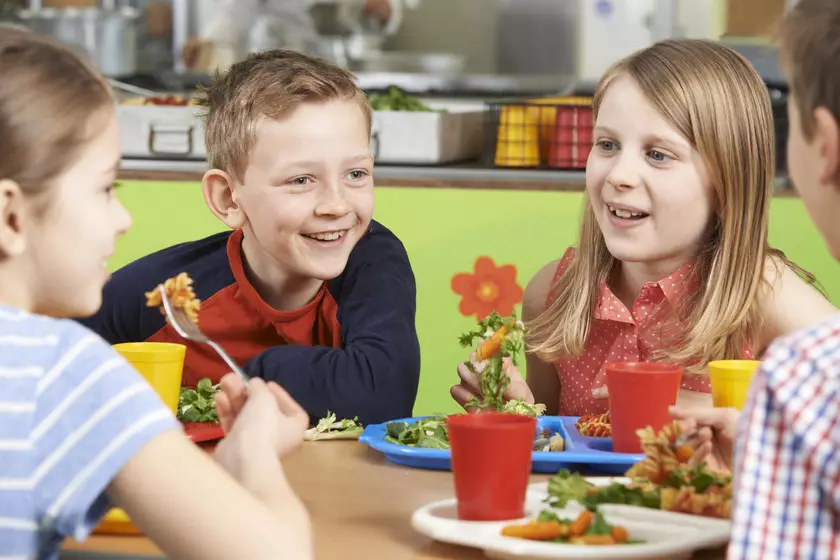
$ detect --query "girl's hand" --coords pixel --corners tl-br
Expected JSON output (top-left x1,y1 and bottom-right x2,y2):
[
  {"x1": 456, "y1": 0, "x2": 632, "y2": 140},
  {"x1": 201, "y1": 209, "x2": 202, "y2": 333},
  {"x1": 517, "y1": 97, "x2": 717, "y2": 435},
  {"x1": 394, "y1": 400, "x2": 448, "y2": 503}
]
[
  {"x1": 450, "y1": 354, "x2": 534, "y2": 411},
  {"x1": 669, "y1": 405, "x2": 739, "y2": 473},
  {"x1": 215, "y1": 374, "x2": 309, "y2": 460}
]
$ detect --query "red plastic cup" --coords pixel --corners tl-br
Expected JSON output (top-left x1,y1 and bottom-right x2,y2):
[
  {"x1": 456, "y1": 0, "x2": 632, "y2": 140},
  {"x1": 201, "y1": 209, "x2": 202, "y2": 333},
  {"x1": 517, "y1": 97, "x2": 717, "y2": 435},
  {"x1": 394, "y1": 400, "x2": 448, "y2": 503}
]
[
  {"x1": 605, "y1": 362, "x2": 682, "y2": 454},
  {"x1": 447, "y1": 412, "x2": 536, "y2": 521}
]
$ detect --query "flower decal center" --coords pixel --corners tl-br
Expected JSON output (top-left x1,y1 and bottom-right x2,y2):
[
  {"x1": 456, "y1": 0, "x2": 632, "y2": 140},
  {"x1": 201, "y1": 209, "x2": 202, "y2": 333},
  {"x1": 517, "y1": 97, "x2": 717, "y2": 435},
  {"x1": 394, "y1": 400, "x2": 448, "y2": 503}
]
[
  {"x1": 451, "y1": 256, "x2": 524, "y2": 320},
  {"x1": 477, "y1": 281, "x2": 499, "y2": 302}
]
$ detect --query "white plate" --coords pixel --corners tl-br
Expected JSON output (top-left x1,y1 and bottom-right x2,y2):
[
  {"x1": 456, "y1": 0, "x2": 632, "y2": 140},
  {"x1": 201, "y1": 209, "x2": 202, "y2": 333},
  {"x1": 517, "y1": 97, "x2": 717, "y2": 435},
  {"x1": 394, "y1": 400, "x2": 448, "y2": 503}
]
[{"x1": 411, "y1": 478, "x2": 731, "y2": 559}]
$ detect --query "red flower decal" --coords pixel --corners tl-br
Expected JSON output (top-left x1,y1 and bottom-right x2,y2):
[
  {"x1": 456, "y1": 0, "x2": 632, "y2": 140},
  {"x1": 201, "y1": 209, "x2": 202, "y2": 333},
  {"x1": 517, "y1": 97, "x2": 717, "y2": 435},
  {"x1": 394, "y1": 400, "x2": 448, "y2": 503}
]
[{"x1": 451, "y1": 256, "x2": 524, "y2": 320}]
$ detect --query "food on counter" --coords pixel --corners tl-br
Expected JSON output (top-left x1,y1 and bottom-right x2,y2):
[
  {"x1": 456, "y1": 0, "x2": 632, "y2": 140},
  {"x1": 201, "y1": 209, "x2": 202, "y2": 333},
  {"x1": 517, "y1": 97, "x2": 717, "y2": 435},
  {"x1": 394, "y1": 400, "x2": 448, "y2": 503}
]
[
  {"x1": 576, "y1": 412, "x2": 611, "y2": 438},
  {"x1": 459, "y1": 311, "x2": 546, "y2": 417},
  {"x1": 178, "y1": 378, "x2": 219, "y2": 423},
  {"x1": 145, "y1": 272, "x2": 201, "y2": 325},
  {"x1": 304, "y1": 412, "x2": 364, "y2": 441},
  {"x1": 368, "y1": 85, "x2": 437, "y2": 112},
  {"x1": 545, "y1": 422, "x2": 733, "y2": 519},
  {"x1": 501, "y1": 509, "x2": 637, "y2": 546}
]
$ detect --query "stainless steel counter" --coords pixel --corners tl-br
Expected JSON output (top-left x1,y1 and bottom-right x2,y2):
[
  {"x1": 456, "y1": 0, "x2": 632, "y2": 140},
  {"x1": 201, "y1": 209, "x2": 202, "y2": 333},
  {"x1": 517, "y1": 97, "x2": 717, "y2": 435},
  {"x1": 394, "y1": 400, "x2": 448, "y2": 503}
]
[
  {"x1": 120, "y1": 158, "x2": 586, "y2": 185},
  {"x1": 119, "y1": 158, "x2": 795, "y2": 194}
]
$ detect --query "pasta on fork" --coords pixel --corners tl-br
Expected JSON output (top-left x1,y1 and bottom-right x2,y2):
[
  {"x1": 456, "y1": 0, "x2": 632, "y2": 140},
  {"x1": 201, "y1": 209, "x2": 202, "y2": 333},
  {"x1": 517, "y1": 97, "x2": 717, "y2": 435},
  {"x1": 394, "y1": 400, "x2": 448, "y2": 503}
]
[{"x1": 145, "y1": 272, "x2": 201, "y2": 325}]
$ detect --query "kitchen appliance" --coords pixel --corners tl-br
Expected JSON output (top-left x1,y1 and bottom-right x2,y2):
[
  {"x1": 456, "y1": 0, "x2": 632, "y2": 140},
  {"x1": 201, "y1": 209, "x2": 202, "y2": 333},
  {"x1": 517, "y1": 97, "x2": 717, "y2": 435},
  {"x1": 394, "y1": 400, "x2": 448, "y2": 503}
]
[
  {"x1": 18, "y1": 4, "x2": 140, "y2": 77},
  {"x1": 577, "y1": 0, "x2": 719, "y2": 82}
]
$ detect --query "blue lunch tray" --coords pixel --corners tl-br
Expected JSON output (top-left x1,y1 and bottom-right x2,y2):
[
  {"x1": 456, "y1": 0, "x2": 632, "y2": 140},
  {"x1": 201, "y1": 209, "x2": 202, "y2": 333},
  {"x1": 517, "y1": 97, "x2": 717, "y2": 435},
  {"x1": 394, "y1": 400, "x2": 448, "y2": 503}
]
[{"x1": 358, "y1": 415, "x2": 644, "y2": 475}]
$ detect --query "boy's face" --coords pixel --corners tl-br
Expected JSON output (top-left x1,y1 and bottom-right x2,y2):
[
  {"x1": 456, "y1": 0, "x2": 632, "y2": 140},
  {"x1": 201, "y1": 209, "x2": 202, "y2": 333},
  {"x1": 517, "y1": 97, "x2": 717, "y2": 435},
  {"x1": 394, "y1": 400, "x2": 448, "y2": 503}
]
[
  {"x1": 237, "y1": 98, "x2": 374, "y2": 285},
  {"x1": 787, "y1": 94, "x2": 840, "y2": 258}
]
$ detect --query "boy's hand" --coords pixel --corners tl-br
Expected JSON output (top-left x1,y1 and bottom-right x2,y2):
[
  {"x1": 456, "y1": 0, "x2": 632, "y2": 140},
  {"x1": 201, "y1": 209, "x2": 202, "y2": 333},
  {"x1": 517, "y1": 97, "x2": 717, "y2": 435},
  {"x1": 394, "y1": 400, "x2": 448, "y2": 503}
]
[
  {"x1": 215, "y1": 374, "x2": 309, "y2": 459},
  {"x1": 450, "y1": 354, "x2": 535, "y2": 411},
  {"x1": 669, "y1": 405, "x2": 739, "y2": 473}
]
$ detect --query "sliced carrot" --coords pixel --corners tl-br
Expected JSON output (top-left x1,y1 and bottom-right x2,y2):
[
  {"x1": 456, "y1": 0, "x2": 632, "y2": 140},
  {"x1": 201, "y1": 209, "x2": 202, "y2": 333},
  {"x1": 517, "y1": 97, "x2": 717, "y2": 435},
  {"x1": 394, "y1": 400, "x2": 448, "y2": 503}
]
[
  {"x1": 501, "y1": 521, "x2": 565, "y2": 540},
  {"x1": 610, "y1": 526, "x2": 629, "y2": 543},
  {"x1": 568, "y1": 510, "x2": 593, "y2": 537},
  {"x1": 475, "y1": 320, "x2": 515, "y2": 361}
]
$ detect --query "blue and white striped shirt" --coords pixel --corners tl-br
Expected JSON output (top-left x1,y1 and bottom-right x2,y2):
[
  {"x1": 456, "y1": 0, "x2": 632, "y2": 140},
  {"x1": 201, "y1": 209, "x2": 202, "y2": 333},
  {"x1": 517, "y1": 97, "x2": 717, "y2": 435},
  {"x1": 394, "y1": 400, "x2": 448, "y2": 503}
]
[{"x1": 0, "y1": 305, "x2": 179, "y2": 560}]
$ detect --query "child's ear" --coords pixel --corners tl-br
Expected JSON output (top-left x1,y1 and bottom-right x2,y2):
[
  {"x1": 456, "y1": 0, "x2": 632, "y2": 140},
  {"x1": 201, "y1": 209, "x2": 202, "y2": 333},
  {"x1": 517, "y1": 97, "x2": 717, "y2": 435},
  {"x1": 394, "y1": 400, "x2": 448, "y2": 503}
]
[
  {"x1": 202, "y1": 169, "x2": 246, "y2": 229},
  {"x1": 813, "y1": 107, "x2": 840, "y2": 186},
  {"x1": 0, "y1": 179, "x2": 27, "y2": 258}
]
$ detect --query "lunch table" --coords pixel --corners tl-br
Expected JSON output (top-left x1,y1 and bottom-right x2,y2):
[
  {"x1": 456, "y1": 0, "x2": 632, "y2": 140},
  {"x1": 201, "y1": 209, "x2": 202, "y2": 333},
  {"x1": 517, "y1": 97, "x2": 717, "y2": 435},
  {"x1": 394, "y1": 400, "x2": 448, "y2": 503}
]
[{"x1": 62, "y1": 440, "x2": 727, "y2": 559}]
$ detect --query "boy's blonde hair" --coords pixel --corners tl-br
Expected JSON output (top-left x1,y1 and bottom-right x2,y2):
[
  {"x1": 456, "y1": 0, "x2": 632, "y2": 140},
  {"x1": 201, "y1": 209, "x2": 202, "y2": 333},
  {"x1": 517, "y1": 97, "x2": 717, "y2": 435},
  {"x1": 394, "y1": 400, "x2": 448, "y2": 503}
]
[
  {"x1": 196, "y1": 49, "x2": 372, "y2": 182},
  {"x1": 778, "y1": 0, "x2": 840, "y2": 146},
  {"x1": 0, "y1": 27, "x2": 112, "y2": 201},
  {"x1": 528, "y1": 39, "x2": 807, "y2": 372}
]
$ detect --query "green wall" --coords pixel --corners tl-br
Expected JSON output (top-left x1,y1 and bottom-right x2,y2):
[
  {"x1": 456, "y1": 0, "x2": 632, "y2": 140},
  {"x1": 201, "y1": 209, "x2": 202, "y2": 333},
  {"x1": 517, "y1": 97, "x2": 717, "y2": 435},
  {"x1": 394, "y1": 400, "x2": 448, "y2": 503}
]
[{"x1": 113, "y1": 181, "x2": 840, "y2": 416}]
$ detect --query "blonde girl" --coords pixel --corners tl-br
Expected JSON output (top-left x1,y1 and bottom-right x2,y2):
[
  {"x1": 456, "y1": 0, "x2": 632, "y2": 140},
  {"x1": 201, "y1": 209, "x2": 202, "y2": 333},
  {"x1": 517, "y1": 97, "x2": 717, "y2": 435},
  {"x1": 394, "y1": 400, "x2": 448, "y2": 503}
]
[
  {"x1": 452, "y1": 39, "x2": 835, "y2": 416},
  {"x1": 0, "y1": 28, "x2": 311, "y2": 559}
]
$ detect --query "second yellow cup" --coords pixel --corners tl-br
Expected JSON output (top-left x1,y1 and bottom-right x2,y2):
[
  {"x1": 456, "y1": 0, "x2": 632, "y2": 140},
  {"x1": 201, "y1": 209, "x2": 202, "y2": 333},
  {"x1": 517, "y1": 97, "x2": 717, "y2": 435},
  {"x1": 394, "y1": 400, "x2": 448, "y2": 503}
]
[
  {"x1": 707, "y1": 359, "x2": 760, "y2": 410},
  {"x1": 113, "y1": 342, "x2": 186, "y2": 414}
]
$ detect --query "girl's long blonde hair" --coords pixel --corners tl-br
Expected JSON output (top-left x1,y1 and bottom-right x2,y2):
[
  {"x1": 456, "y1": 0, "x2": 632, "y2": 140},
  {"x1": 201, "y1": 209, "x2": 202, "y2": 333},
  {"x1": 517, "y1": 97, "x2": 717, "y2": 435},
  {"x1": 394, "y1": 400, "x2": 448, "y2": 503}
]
[{"x1": 528, "y1": 39, "x2": 810, "y2": 371}]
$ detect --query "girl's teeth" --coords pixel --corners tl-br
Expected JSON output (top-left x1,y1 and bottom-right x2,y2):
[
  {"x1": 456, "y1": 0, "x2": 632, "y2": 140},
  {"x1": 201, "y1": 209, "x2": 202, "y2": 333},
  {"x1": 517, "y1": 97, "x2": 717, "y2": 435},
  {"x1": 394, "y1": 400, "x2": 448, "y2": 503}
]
[
  {"x1": 608, "y1": 205, "x2": 646, "y2": 219},
  {"x1": 305, "y1": 231, "x2": 345, "y2": 241}
]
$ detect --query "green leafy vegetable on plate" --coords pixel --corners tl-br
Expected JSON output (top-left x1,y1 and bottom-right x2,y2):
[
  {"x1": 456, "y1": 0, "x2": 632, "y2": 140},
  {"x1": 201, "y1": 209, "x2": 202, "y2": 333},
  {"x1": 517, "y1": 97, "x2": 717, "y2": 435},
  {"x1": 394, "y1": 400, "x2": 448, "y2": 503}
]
[
  {"x1": 545, "y1": 469, "x2": 669, "y2": 511},
  {"x1": 385, "y1": 416, "x2": 450, "y2": 449},
  {"x1": 304, "y1": 411, "x2": 364, "y2": 441},
  {"x1": 177, "y1": 378, "x2": 219, "y2": 423}
]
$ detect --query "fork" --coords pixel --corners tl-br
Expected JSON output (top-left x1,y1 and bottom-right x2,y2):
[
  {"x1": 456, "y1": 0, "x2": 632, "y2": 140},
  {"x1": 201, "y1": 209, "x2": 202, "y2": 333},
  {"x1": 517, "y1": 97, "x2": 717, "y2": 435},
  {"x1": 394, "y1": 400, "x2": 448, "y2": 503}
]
[{"x1": 159, "y1": 286, "x2": 249, "y2": 383}]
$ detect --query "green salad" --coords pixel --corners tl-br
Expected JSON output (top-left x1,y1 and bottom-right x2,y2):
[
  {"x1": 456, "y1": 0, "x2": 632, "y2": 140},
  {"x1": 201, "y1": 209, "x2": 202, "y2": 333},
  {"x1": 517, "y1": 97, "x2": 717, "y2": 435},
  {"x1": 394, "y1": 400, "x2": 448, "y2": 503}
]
[
  {"x1": 305, "y1": 411, "x2": 364, "y2": 441},
  {"x1": 177, "y1": 378, "x2": 219, "y2": 423}
]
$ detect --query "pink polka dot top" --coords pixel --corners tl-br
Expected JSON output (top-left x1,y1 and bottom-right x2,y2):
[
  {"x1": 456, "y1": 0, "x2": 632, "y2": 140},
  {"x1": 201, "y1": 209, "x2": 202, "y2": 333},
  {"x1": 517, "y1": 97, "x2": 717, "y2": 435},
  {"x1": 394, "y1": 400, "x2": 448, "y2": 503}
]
[{"x1": 545, "y1": 248, "x2": 754, "y2": 416}]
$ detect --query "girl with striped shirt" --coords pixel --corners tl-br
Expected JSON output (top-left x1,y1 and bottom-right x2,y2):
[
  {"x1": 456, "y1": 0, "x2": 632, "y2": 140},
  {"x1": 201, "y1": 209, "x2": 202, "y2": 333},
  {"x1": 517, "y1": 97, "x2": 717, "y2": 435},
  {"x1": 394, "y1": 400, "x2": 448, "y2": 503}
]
[{"x1": 0, "y1": 28, "x2": 311, "y2": 560}]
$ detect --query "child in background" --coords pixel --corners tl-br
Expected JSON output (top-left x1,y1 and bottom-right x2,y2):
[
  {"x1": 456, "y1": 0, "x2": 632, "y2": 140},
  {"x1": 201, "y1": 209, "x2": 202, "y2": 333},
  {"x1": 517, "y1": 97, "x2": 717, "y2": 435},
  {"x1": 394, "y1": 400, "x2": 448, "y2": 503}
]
[
  {"x1": 81, "y1": 49, "x2": 420, "y2": 426},
  {"x1": 452, "y1": 38, "x2": 835, "y2": 416},
  {"x1": 674, "y1": 1, "x2": 840, "y2": 557},
  {"x1": 0, "y1": 28, "x2": 311, "y2": 560}
]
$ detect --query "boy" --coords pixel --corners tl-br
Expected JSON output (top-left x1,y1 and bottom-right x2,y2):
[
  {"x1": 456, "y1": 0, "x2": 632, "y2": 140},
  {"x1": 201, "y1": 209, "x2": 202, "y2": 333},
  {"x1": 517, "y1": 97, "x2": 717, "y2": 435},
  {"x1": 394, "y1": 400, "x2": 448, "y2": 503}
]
[
  {"x1": 730, "y1": 2, "x2": 840, "y2": 556},
  {"x1": 82, "y1": 50, "x2": 420, "y2": 426},
  {"x1": 672, "y1": 1, "x2": 840, "y2": 557}
]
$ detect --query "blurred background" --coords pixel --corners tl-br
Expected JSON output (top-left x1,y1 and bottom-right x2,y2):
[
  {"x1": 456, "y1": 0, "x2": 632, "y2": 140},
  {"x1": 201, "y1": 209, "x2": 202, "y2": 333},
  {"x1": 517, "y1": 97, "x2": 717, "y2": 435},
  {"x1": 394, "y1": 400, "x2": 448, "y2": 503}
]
[
  {"x1": 1, "y1": 0, "x2": 789, "y2": 89},
  {"x1": 0, "y1": 0, "x2": 794, "y2": 169}
]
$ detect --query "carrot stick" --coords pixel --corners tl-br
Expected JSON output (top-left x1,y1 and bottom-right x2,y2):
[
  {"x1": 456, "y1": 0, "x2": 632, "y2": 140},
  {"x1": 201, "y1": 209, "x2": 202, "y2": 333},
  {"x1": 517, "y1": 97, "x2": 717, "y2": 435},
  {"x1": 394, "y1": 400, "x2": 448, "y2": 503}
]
[
  {"x1": 568, "y1": 510, "x2": 593, "y2": 537},
  {"x1": 501, "y1": 521, "x2": 566, "y2": 540},
  {"x1": 475, "y1": 320, "x2": 515, "y2": 361}
]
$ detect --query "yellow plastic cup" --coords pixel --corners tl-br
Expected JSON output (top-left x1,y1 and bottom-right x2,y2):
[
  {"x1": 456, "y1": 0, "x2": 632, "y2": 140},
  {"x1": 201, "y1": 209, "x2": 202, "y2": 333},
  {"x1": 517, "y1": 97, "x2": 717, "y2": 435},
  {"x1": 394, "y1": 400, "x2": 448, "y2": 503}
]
[
  {"x1": 113, "y1": 342, "x2": 186, "y2": 415},
  {"x1": 494, "y1": 105, "x2": 541, "y2": 167},
  {"x1": 707, "y1": 360, "x2": 760, "y2": 410}
]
